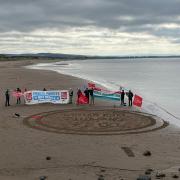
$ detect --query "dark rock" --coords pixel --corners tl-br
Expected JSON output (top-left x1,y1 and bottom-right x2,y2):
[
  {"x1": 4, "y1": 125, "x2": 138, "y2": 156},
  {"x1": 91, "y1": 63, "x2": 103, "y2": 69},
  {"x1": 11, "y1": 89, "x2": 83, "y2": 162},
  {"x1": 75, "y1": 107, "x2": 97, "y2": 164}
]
[
  {"x1": 98, "y1": 175, "x2": 104, "y2": 180},
  {"x1": 46, "y1": 156, "x2": 51, "y2": 160},
  {"x1": 137, "y1": 175, "x2": 151, "y2": 180},
  {"x1": 100, "y1": 169, "x2": 106, "y2": 172},
  {"x1": 15, "y1": 113, "x2": 20, "y2": 117},
  {"x1": 172, "y1": 174, "x2": 179, "y2": 178},
  {"x1": 156, "y1": 172, "x2": 166, "y2": 178},
  {"x1": 39, "y1": 176, "x2": 47, "y2": 180},
  {"x1": 143, "y1": 151, "x2": 151, "y2": 156},
  {"x1": 145, "y1": 169, "x2": 153, "y2": 175}
]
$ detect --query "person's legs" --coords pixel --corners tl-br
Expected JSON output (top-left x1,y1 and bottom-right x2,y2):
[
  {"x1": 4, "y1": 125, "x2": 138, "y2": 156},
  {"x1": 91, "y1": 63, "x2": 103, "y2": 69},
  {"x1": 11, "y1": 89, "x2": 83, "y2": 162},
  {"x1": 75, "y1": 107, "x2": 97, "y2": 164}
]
[
  {"x1": 92, "y1": 96, "x2": 94, "y2": 105},
  {"x1": 90, "y1": 96, "x2": 92, "y2": 105},
  {"x1": 70, "y1": 96, "x2": 72, "y2": 104},
  {"x1": 7, "y1": 97, "x2": 10, "y2": 106},
  {"x1": 130, "y1": 99, "x2": 132, "y2": 106},
  {"x1": 121, "y1": 98, "x2": 124, "y2": 105}
]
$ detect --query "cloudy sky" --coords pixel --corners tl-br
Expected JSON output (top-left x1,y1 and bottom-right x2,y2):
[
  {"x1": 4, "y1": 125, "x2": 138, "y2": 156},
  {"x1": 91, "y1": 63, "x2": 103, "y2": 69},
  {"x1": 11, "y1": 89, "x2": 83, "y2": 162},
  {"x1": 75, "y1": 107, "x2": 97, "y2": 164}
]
[{"x1": 1, "y1": 0, "x2": 180, "y2": 55}]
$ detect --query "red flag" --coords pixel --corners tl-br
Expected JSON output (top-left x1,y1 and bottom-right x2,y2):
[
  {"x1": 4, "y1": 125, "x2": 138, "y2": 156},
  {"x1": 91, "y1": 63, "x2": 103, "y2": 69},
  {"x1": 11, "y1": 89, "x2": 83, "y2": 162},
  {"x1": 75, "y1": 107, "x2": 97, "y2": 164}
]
[
  {"x1": 77, "y1": 93, "x2": 88, "y2": 104},
  {"x1": 133, "y1": 94, "x2": 143, "y2": 107},
  {"x1": 88, "y1": 83, "x2": 95, "y2": 88}
]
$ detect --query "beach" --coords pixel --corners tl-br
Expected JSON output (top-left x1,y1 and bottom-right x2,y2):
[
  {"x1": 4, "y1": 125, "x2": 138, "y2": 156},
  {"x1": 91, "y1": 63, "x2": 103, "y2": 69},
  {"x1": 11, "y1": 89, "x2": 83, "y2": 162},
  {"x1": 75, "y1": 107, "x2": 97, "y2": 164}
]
[{"x1": 0, "y1": 59, "x2": 180, "y2": 180}]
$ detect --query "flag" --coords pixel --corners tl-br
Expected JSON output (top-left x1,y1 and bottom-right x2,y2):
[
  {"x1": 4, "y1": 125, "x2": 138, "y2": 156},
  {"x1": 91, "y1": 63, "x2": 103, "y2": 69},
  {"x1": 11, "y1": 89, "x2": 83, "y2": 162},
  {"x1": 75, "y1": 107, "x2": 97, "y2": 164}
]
[
  {"x1": 77, "y1": 93, "x2": 88, "y2": 104},
  {"x1": 133, "y1": 94, "x2": 143, "y2": 107},
  {"x1": 88, "y1": 83, "x2": 95, "y2": 88}
]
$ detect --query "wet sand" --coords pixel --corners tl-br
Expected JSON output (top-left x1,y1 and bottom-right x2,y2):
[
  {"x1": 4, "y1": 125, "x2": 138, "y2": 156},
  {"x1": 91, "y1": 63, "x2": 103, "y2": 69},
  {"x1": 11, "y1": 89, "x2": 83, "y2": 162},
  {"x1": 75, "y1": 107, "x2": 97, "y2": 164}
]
[{"x1": 0, "y1": 59, "x2": 180, "y2": 180}]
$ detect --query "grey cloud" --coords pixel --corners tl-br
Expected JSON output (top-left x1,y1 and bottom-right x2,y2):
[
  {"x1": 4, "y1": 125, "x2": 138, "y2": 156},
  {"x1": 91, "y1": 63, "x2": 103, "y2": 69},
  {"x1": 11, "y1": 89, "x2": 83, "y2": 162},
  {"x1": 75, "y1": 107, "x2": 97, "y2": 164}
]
[
  {"x1": 0, "y1": 0, "x2": 180, "y2": 31},
  {"x1": 1, "y1": 0, "x2": 180, "y2": 50}
]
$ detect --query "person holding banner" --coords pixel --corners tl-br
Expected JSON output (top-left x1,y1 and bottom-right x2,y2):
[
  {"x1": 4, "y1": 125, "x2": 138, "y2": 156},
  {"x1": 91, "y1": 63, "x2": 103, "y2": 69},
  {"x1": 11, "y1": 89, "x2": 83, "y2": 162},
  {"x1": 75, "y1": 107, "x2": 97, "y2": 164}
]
[
  {"x1": 16, "y1": 88, "x2": 22, "y2": 104},
  {"x1": 84, "y1": 88, "x2": 89, "y2": 103},
  {"x1": 5, "y1": 89, "x2": 10, "y2": 107},
  {"x1": 121, "y1": 90, "x2": 125, "y2": 105}
]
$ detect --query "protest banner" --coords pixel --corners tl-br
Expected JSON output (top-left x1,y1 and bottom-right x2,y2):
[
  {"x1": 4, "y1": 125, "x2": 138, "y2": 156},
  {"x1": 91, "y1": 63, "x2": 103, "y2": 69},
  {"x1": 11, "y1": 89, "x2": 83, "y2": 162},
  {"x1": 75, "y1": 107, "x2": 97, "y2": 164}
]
[
  {"x1": 88, "y1": 83, "x2": 121, "y2": 101},
  {"x1": 24, "y1": 90, "x2": 69, "y2": 105},
  {"x1": 12, "y1": 91, "x2": 24, "y2": 98},
  {"x1": 88, "y1": 83, "x2": 143, "y2": 106}
]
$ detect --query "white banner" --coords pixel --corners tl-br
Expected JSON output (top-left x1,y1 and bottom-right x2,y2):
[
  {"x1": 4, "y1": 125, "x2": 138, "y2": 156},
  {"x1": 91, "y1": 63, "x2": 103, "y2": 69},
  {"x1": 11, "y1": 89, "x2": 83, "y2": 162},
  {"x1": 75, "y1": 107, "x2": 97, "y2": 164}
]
[{"x1": 24, "y1": 90, "x2": 69, "y2": 105}]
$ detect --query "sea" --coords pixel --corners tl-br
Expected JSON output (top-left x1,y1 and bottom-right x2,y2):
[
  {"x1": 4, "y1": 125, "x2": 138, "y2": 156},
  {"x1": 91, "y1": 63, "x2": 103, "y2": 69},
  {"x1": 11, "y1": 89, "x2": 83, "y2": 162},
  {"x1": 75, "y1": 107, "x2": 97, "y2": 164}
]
[{"x1": 28, "y1": 58, "x2": 180, "y2": 127}]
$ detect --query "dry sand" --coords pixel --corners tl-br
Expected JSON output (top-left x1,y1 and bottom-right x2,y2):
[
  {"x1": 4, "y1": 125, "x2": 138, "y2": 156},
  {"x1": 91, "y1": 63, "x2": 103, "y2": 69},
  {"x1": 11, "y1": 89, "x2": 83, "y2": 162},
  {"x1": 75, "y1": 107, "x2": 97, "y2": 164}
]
[{"x1": 0, "y1": 59, "x2": 180, "y2": 180}]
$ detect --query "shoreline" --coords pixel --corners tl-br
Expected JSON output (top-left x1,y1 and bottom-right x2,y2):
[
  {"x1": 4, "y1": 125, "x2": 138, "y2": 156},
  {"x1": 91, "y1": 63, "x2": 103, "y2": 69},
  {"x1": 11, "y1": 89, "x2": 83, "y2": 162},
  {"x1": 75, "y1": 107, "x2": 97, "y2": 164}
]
[
  {"x1": 26, "y1": 59, "x2": 113, "y2": 91},
  {"x1": 0, "y1": 59, "x2": 180, "y2": 179}
]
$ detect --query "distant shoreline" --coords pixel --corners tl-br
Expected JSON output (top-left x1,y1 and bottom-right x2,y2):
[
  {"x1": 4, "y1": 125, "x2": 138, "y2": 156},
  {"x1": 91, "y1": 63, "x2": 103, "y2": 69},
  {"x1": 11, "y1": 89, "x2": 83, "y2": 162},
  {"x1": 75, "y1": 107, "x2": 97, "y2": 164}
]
[{"x1": 1, "y1": 53, "x2": 180, "y2": 62}]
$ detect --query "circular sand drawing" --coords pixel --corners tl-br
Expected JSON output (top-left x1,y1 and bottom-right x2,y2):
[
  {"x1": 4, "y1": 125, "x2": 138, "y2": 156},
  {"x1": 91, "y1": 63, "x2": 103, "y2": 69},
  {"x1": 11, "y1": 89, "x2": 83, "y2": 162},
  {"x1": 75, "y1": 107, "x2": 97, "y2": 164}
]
[{"x1": 23, "y1": 109, "x2": 168, "y2": 135}]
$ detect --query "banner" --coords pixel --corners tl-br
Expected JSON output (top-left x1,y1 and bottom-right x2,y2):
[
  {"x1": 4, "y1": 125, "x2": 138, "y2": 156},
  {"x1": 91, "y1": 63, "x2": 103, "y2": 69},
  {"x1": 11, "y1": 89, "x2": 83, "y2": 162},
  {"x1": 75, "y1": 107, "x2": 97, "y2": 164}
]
[
  {"x1": 88, "y1": 83, "x2": 143, "y2": 107},
  {"x1": 24, "y1": 90, "x2": 69, "y2": 105},
  {"x1": 133, "y1": 94, "x2": 143, "y2": 107},
  {"x1": 12, "y1": 91, "x2": 24, "y2": 98},
  {"x1": 88, "y1": 83, "x2": 121, "y2": 101}
]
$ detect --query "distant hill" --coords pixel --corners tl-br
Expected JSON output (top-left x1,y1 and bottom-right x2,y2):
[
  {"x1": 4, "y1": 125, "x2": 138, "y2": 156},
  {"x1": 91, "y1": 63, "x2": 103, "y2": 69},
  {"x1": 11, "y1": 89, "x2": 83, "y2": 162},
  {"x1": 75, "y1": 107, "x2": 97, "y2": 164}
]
[
  {"x1": 1, "y1": 53, "x2": 180, "y2": 61},
  {"x1": 4, "y1": 53, "x2": 90, "y2": 60}
]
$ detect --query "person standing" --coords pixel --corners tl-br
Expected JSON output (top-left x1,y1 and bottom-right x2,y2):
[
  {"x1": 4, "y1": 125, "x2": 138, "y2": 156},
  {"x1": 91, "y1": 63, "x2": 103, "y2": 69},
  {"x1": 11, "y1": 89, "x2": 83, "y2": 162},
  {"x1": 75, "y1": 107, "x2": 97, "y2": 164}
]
[
  {"x1": 69, "y1": 88, "x2": 73, "y2": 104},
  {"x1": 5, "y1": 89, "x2": 10, "y2": 107},
  {"x1": 77, "y1": 88, "x2": 82, "y2": 105},
  {"x1": 128, "y1": 90, "x2": 134, "y2": 106},
  {"x1": 16, "y1": 88, "x2": 21, "y2": 104},
  {"x1": 89, "y1": 88, "x2": 94, "y2": 105},
  {"x1": 84, "y1": 88, "x2": 89, "y2": 103},
  {"x1": 121, "y1": 90, "x2": 125, "y2": 105}
]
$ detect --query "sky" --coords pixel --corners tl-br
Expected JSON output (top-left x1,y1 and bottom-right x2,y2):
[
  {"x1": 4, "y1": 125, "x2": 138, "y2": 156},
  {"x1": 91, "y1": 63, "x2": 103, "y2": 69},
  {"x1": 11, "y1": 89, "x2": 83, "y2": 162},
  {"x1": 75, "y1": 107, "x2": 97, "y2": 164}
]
[{"x1": 1, "y1": 0, "x2": 180, "y2": 56}]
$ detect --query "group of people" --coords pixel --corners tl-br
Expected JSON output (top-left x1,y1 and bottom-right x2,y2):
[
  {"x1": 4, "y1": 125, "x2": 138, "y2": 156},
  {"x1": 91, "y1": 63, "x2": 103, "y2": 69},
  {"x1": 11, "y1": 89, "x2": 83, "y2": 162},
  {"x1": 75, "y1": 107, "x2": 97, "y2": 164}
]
[
  {"x1": 5, "y1": 86, "x2": 134, "y2": 107},
  {"x1": 120, "y1": 89, "x2": 134, "y2": 107},
  {"x1": 82, "y1": 87, "x2": 94, "y2": 105},
  {"x1": 5, "y1": 88, "x2": 24, "y2": 107},
  {"x1": 69, "y1": 87, "x2": 95, "y2": 105},
  {"x1": 69, "y1": 87, "x2": 134, "y2": 107}
]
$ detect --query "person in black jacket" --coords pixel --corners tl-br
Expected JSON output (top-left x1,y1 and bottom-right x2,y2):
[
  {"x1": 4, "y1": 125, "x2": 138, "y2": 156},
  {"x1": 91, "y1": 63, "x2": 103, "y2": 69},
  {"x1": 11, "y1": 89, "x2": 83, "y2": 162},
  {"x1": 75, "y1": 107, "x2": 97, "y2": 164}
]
[
  {"x1": 84, "y1": 88, "x2": 89, "y2": 103},
  {"x1": 89, "y1": 88, "x2": 94, "y2": 105},
  {"x1": 128, "y1": 90, "x2": 134, "y2": 106},
  {"x1": 5, "y1": 89, "x2": 10, "y2": 107},
  {"x1": 121, "y1": 90, "x2": 125, "y2": 105},
  {"x1": 69, "y1": 88, "x2": 73, "y2": 104}
]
